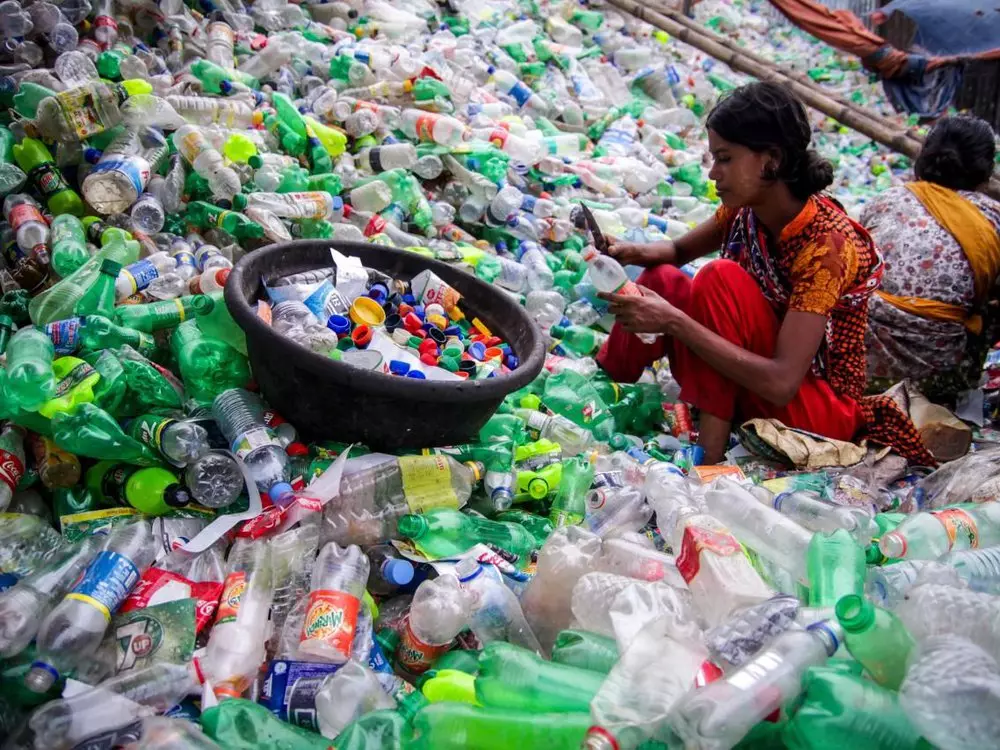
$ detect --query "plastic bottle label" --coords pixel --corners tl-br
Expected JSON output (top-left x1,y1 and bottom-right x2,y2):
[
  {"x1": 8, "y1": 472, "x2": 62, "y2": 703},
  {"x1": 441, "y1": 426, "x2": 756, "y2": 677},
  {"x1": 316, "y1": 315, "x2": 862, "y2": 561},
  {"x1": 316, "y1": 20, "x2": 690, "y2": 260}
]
[
  {"x1": 933, "y1": 508, "x2": 980, "y2": 549},
  {"x1": 129, "y1": 415, "x2": 174, "y2": 458},
  {"x1": 45, "y1": 318, "x2": 83, "y2": 354},
  {"x1": 675, "y1": 525, "x2": 742, "y2": 583},
  {"x1": 7, "y1": 203, "x2": 45, "y2": 232},
  {"x1": 397, "y1": 615, "x2": 449, "y2": 674},
  {"x1": 100, "y1": 463, "x2": 140, "y2": 506},
  {"x1": 414, "y1": 114, "x2": 438, "y2": 141},
  {"x1": 121, "y1": 567, "x2": 223, "y2": 633},
  {"x1": 0, "y1": 449, "x2": 24, "y2": 494},
  {"x1": 66, "y1": 550, "x2": 141, "y2": 621},
  {"x1": 56, "y1": 87, "x2": 105, "y2": 140},
  {"x1": 507, "y1": 81, "x2": 532, "y2": 108},
  {"x1": 27, "y1": 162, "x2": 71, "y2": 200},
  {"x1": 53, "y1": 360, "x2": 97, "y2": 398},
  {"x1": 119, "y1": 258, "x2": 161, "y2": 296},
  {"x1": 172, "y1": 250, "x2": 197, "y2": 276},
  {"x1": 88, "y1": 158, "x2": 148, "y2": 199},
  {"x1": 299, "y1": 589, "x2": 360, "y2": 658},
  {"x1": 231, "y1": 427, "x2": 274, "y2": 461},
  {"x1": 215, "y1": 571, "x2": 246, "y2": 624},
  {"x1": 399, "y1": 455, "x2": 458, "y2": 513}
]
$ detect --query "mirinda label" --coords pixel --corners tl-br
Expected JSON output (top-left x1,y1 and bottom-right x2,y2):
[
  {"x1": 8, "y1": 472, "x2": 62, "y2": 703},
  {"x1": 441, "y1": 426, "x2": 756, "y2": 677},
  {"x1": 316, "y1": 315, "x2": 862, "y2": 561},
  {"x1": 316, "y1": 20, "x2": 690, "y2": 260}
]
[
  {"x1": 215, "y1": 571, "x2": 246, "y2": 624},
  {"x1": 299, "y1": 589, "x2": 360, "y2": 659}
]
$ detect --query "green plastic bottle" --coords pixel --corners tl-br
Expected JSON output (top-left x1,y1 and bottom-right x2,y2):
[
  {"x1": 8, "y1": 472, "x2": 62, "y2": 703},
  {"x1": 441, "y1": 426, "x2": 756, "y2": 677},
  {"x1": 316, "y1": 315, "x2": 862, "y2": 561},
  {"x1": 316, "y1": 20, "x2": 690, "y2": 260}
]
[
  {"x1": 197, "y1": 291, "x2": 248, "y2": 355},
  {"x1": 834, "y1": 594, "x2": 915, "y2": 689},
  {"x1": 476, "y1": 642, "x2": 604, "y2": 714},
  {"x1": 549, "y1": 456, "x2": 594, "y2": 527},
  {"x1": 333, "y1": 709, "x2": 408, "y2": 750},
  {"x1": 549, "y1": 324, "x2": 606, "y2": 356},
  {"x1": 49, "y1": 215, "x2": 90, "y2": 279},
  {"x1": 12, "y1": 138, "x2": 85, "y2": 216},
  {"x1": 85, "y1": 461, "x2": 192, "y2": 515},
  {"x1": 783, "y1": 666, "x2": 924, "y2": 750},
  {"x1": 185, "y1": 201, "x2": 264, "y2": 240},
  {"x1": 73, "y1": 259, "x2": 121, "y2": 318},
  {"x1": 171, "y1": 319, "x2": 250, "y2": 402},
  {"x1": 496, "y1": 509, "x2": 553, "y2": 547},
  {"x1": 114, "y1": 294, "x2": 214, "y2": 333},
  {"x1": 52, "y1": 486, "x2": 99, "y2": 520},
  {"x1": 79, "y1": 315, "x2": 157, "y2": 358},
  {"x1": 807, "y1": 529, "x2": 865, "y2": 608},
  {"x1": 397, "y1": 508, "x2": 536, "y2": 563},
  {"x1": 190, "y1": 59, "x2": 259, "y2": 94},
  {"x1": 50, "y1": 403, "x2": 157, "y2": 464},
  {"x1": 200, "y1": 699, "x2": 331, "y2": 750},
  {"x1": 0, "y1": 314, "x2": 13, "y2": 357},
  {"x1": 407, "y1": 702, "x2": 590, "y2": 750},
  {"x1": 5, "y1": 327, "x2": 56, "y2": 411},
  {"x1": 550, "y1": 629, "x2": 619, "y2": 674}
]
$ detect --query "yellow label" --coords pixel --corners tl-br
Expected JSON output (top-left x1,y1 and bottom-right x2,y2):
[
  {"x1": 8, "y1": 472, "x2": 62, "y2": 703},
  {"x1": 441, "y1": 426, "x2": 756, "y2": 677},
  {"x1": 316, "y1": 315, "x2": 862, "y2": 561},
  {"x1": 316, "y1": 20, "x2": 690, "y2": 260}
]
[
  {"x1": 61, "y1": 507, "x2": 141, "y2": 525},
  {"x1": 399, "y1": 455, "x2": 457, "y2": 513}
]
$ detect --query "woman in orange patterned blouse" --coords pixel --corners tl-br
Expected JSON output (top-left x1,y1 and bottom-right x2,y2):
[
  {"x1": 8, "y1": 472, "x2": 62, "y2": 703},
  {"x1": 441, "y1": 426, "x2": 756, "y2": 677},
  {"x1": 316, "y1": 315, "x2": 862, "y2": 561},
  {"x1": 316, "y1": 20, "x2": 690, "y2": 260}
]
[{"x1": 596, "y1": 82, "x2": 933, "y2": 466}]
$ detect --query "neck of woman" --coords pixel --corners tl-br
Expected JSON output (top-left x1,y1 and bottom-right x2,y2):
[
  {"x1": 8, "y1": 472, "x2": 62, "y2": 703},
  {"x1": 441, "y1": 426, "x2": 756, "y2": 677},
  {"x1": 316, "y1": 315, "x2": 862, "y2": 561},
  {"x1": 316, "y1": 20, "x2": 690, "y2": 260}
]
[{"x1": 749, "y1": 184, "x2": 809, "y2": 238}]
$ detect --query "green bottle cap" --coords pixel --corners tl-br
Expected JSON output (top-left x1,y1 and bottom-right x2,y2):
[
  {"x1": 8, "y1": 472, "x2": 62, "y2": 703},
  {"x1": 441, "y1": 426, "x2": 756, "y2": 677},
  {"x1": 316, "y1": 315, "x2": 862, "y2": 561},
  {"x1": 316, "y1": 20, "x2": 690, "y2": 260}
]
[
  {"x1": 550, "y1": 324, "x2": 566, "y2": 338},
  {"x1": 100, "y1": 259, "x2": 122, "y2": 275},
  {"x1": 232, "y1": 194, "x2": 249, "y2": 210},
  {"x1": 834, "y1": 594, "x2": 875, "y2": 632}
]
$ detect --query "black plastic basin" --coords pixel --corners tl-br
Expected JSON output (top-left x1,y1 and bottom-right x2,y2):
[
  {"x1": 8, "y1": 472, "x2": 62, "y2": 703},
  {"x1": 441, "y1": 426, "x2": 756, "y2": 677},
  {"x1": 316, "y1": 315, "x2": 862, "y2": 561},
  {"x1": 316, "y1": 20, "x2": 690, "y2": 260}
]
[{"x1": 225, "y1": 240, "x2": 545, "y2": 450}]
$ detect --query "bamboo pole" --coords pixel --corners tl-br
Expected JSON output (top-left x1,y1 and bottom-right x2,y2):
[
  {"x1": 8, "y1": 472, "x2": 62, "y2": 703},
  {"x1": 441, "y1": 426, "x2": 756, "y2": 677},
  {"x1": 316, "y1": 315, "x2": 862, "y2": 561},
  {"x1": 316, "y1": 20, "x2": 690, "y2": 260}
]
[{"x1": 606, "y1": 0, "x2": 1000, "y2": 199}]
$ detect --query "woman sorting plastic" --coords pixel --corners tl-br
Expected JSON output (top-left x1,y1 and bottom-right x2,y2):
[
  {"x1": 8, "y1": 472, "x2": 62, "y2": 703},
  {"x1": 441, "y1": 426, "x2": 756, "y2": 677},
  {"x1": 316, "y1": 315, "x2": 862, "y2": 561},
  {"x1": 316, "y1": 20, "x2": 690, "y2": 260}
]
[
  {"x1": 864, "y1": 116, "x2": 1000, "y2": 405},
  {"x1": 596, "y1": 82, "x2": 933, "y2": 466}
]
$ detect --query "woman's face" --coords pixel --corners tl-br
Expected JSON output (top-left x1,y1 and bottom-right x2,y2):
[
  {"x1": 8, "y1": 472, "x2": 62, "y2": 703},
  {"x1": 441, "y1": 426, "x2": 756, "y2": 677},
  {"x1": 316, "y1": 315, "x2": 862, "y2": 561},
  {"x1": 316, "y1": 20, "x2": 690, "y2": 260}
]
[{"x1": 707, "y1": 129, "x2": 773, "y2": 208}]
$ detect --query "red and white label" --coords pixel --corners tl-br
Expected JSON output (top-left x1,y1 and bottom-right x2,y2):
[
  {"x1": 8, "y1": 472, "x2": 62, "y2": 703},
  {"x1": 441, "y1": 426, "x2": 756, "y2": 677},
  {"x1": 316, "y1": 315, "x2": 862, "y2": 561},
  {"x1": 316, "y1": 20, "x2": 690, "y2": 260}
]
[
  {"x1": 121, "y1": 567, "x2": 224, "y2": 633},
  {"x1": 0, "y1": 450, "x2": 23, "y2": 493},
  {"x1": 675, "y1": 525, "x2": 742, "y2": 583}
]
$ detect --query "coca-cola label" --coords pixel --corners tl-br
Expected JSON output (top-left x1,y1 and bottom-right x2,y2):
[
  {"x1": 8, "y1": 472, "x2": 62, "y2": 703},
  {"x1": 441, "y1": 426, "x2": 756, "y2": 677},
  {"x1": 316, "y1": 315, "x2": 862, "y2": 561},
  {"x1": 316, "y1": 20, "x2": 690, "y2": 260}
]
[
  {"x1": 0, "y1": 448, "x2": 24, "y2": 493},
  {"x1": 121, "y1": 567, "x2": 223, "y2": 633}
]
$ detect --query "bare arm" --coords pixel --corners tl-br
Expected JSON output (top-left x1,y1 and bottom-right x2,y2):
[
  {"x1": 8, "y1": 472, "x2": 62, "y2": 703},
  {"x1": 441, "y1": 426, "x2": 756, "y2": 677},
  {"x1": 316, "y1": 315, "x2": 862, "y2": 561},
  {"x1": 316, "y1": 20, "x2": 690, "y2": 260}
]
[
  {"x1": 608, "y1": 218, "x2": 725, "y2": 268},
  {"x1": 601, "y1": 288, "x2": 827, "y2": 406}
]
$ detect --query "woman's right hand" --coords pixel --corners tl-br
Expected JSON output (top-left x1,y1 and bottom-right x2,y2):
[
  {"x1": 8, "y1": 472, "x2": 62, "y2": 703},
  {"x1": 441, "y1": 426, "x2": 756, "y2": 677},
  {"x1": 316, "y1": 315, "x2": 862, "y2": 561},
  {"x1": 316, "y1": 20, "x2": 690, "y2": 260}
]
[{"x1": 606, "y1": 237, "x2": 674, "y2": 268}]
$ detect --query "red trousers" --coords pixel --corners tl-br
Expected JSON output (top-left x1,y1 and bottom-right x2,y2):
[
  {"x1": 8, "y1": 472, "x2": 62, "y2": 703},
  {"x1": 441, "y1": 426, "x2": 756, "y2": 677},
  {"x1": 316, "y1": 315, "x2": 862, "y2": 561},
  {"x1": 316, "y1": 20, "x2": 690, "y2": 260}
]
[{"x1": 596, "y1": 260, "x2": 865, "y2": 441}]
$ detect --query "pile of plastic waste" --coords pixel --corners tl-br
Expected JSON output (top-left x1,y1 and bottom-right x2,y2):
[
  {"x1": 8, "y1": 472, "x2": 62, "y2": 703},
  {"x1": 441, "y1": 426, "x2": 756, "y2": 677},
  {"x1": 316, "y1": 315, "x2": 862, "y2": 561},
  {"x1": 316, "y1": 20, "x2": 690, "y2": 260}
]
[{"x1": 4, "y1": 0, "x2": 996, "y2": 748}]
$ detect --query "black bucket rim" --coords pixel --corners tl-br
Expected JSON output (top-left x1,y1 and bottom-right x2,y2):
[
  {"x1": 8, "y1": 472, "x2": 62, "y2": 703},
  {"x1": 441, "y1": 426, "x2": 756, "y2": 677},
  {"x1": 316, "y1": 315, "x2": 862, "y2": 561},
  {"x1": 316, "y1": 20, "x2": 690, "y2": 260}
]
[{"x1": 225, "y1": 239, "x2": 547, "y2": 405}]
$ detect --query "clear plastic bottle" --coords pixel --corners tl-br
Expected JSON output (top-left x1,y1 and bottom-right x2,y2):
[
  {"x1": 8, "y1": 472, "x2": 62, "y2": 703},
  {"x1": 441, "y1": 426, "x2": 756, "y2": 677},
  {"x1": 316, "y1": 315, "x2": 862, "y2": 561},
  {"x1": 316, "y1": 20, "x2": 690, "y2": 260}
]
[
  {"x1": 297, "y1": 542, "x2": 370, "y2": 664},
  {"x1": 584, "y1": 487, "x2": 652, "y2": 538},
  {"x1": 396, "y1": 573, "x2": 471, "y2": 674},
  {"x1": 357, "y1": 143, "x2": 417, "y2": 174},
  {"x1": 185, "y1": 452, "x2": 245, "y2": 509},
  {"x1": 899, "y1": 635, "x2": 1000, "y2": 750},
  {"x1": 27, "y1": 520, "x2": 155, "y2": 693},
  {"x1": 400, "y1": 109, "x2": 467, "y2": 146},
  {"x1": 704, "y1": 477, "x2": 813, "y2": 582},
  {"x1": 0, "y1": 537, "x2": 97, "y2": 659},
  {"x1": 164, "y1": 95, "x2": 255, "y2": 129},
  {"x1": 204, "y1": 538, "x2": 273, "y2": 699},
  {"x1": 173, "y1": 124, "x2": 241, "y2": 200},
  {"x1": 703, "y1": 594, "x2": 801, "y2": 670},
  {"x1": 115, "y1": 251, "x2": 177, "y2": 301},
  {"x1": 239, "y1": 191, "x2": 341, "y2": 220},
  {"x1": 4, "y1": 193, "x2": 49, "y2": 256},
  {"x1": 455, "y1": 558, "x2": 541, "y2": 653},
  {"x1": 669, "y1": 622, "x2": 842, "y2": 750},
  {"x1": 517, "y1": 240, "x2": 555, "y2": 291},
  {"x1": 880, "y1": 502, "x2": 1000, "y2": 560},
  {"x1": 946, "y1": 546, "x2": 1000, "y2": 593},
  {"x1": 81, "y1": 126, "x2": 168, "y2": 214},
  {"x1": 766, "y1": 490, "x2": 878, "y2": 544},
  {"x1": 349, "y1": 181, "x2": 394, "y2": 212},
  {"x1": 0, "y1": 423, "x2": 25, "y2": 511},
  {"x1": 212, "y1": 388, "x2": 292, "y2": 504},
  {"x1": 896, "y1": 582, "x2": 1000, "y2": 660},
  {"x1": 315, "y1": 660, "x2": 398, "y2": 739},
  {"x1": 517, "y1": 410, "x2": 596, "y2": 457},
  {"x1": 131, "y1": 192, "x2": 165, "y2": 234},
  {"x1": 582, "y1": 246, "x2": 656, "y2": 344}
]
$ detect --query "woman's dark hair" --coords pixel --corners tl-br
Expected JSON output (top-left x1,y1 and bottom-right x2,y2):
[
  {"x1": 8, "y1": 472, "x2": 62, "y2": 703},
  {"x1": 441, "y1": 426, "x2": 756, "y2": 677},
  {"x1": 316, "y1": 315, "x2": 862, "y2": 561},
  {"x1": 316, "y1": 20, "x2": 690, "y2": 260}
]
[
  {"x1": 914, "y1": 115, "x2": 996, "y2": 191},
  {"x1": 706, "y1": 81, "x2": 833, "y2": 200}
]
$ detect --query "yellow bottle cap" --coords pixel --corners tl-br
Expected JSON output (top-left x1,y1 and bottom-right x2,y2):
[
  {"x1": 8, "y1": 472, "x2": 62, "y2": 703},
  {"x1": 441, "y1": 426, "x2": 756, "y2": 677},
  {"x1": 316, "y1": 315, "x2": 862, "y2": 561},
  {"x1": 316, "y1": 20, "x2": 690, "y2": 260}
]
[
  {"x1": 421, "y1": 670, "x2": 479, "y2": 705},
  {"x1": 350, "y1": 296, "x2": 386, "y2": 327}
]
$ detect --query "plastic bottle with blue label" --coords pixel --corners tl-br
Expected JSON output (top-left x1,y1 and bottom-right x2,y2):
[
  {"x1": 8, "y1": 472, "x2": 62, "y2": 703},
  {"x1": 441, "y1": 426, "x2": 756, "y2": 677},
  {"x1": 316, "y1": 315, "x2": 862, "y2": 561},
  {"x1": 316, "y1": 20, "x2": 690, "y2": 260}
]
[
  {"x1": 26, "y1": 520, "x2": 155, "y2": 693},
  {"x1": 212, "y1": 387, "x2": 292, "y2": 504},
  {"x1": 80, "y1": 126, "x2": 169, "y2": 215}
]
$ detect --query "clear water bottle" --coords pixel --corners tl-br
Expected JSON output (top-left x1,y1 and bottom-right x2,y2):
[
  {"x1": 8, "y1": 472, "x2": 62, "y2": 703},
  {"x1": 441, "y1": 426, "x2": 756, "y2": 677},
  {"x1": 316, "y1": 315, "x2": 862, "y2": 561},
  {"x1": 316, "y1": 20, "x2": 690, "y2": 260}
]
[
  {"x1": 173, "y1": 124, "x2": 241, "y2": 200},
  {"x1": 946, "y1": 546, "x2": 1000, "y2": 593},
  {"x1": 669, "y1": 622, "x2": 842, "y2": 750},
  {"x1": 880, "y1": 502, "x2": 1000, "y2": 560},
  {"x1": 0, "y1": 537, "x2": 97, "y2": 659},
  {"x1": 184, "y1": 452, "x2": 245, "y2": 508},
  {"x1": 397, "y1": 573, "x2": 471, "y2": 674},
  {"x1": 298, "y1": 542, "x2": 370, "y2": 665},
  {"x1": 203, "y1": 538, "x2": 273, "y2": 699},
  {"x1": 517, "y1": 240, "x2": 554, "y2": 291},
  {"x1": 704, "y1": 594, "x2": 801, "y2": 669},
  {"x1": 455, "y1": 558, "x2": 541, "y2": 653},
  {"x1": 315, "y1": 660, "x2": 398, "y2": 739},
  {"x1": 212, "y1": 388, "x2": 292, "y2": 504},
  {"x1": 27, "y1": 520, "x2": 155, "y2": 693},
  {"x1": 131, "y1": 192, "x2": 165, "y2": 234},
  {"x1": 766, "y1": 489, "x2": 878, "y2": 544},
  {"x1": 896, "y1": 582, "x2": 1000, "y2": 660},
  {"x1": 582, "y1": 247, "x2": 656, "y2": 344}
]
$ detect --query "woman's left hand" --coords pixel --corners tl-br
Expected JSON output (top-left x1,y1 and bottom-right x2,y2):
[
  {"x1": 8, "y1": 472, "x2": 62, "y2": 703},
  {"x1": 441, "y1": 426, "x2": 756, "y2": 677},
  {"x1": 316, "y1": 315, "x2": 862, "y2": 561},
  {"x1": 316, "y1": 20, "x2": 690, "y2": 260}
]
[{"x1": 598, "y1": 285, "x2": 682, "y2": 334}]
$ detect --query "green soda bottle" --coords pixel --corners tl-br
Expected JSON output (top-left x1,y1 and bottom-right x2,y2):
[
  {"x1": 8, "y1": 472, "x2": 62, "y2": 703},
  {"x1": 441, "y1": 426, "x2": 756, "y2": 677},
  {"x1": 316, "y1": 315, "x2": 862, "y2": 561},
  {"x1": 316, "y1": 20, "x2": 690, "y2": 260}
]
[
  {"x1": 185, "y1": 201, "x2": 264, "y2": 240},
  {"x1": 0, "y1": 314, "x2": 13, "y2": 356},
  {"x1": 52, "y1": 486, "x2": 99, "y2": 520},
  {"x1": 12, "y1": 138, "x2": 85, "y2": 216},
  {"x1": 50, "y1": 215, "x2": 90, "y2": 278},
  {"x1": 550, "y1": 629, "x2": 619, "y2": 674},
  {"x1": 200, "y1": 699, "x2": 331, "y2": 750},
  {"x1": 79, "y1": 315, "x2": 157, "y2": 358},
  {"x1": 5, "y1": 327, "x2": 56, "y2": 411},
  {"x1": 397, "y1": 508, "x2": 536, "y2": 563},
  {"x1": 114, "y1": 294, "x2": 214, "y2": 333},
  {"x1": 50, "y1": 403, "x2": 157, "y2": 464},
  {"x1": 783, "y1": 666, "x2": 924, "y2": 750},
  {"x1": 171, "y1": 319, "x2": 250, "y2": 402},
  {"x1": 85, "y1": 462, "x2": 192, "y2": 515},
  {"x1": 190, "y1": 60, "x2": 259, "y2": 94},
  {"x1": 197, "y1": 291, "x2": 247, "y2": 355},
  {"x1": 73, "y1": 259, "x2": 121, "y2": 318},
  {"x1": 475, "y1": 642, "x2": 604, "y2": 714},
  {"x1": 334, "y1": 709, "x2": 408, "y2": 750},
  {"x1": 407, "y1": 702, "x2": 590, "y2": 750},
  {"x1": 549, "y1": 456, "x2": 594, "y2": 527},
  {"x1": 807, "y1": 529, "x2": 865, "y2": 608},
  {"x1": 12, "y1": 82, "x2": 57, "y2": 119},
  {"x1": 0, "y1": 126, "x2": 26, "y2": 196},
  {"x1": 835, "y1": 595, "x2": 915, "y2": 689},
  {"x1": 496, "y1": 509, "x2": 553, "y2": 547}
]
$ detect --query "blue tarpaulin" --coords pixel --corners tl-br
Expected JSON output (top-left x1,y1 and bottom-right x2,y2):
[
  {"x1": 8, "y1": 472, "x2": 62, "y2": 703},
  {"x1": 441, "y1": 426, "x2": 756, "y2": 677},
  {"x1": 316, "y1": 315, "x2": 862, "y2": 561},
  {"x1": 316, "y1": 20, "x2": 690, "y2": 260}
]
[{"x1": 879, "y1": 0, "x2": 1000, "y2": 58}]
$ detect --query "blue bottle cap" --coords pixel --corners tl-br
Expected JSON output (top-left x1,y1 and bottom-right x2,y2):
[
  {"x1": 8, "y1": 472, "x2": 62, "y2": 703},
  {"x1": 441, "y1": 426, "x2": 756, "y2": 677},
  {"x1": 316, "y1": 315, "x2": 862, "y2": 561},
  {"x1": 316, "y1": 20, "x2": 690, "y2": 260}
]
[
  {"x1": 444, "y1": 325, "x2": 462, "y2": 338},
  {"x1": 331, "y1": 196, "x2": 344, "y2": 211},
  {"x1": 389, "y1": 359, "x2": 410, "y2": 375},
  {"x1": 403, "y1": 293, "x2": 416, "y2": 305},
  {"x1": 505, "y1": 354, "x2": 519, "y2": 369},
  {"x1": 219, "y1": 79, "x2": 233, "y2": 93},
  {"x1": 412, "y1": 304, "x2": 425, "y2": 319},
  {"x1": 382, "y1": 558, "x2": 415, "y2": 586},
  {"x1": 406, "y1": 370, "x2": 427, "y2": 379},
  {"x1": 327, "y1": 314, "x2": 351, "y2": 336},
  {"x1": 469, "y1": 341, "x2": 486, "y2": 361},
  {"x1": 269, "y1": 482, "x2": 294, "y2": 504}
]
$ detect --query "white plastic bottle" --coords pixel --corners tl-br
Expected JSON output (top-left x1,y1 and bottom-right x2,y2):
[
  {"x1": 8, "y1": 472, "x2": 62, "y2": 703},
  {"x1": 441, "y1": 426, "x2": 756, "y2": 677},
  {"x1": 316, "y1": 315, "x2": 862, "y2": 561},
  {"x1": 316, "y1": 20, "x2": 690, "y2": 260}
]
[
  {"x1": 396, "y1": 574, "x2": 471, "y2": 674},
  {"x1": 315, "y1": 661, "x2": 397, "y2": 739},
  {"x1": 400, "y1": 109, "x2": 467, "y2": 147},
  {"x1": 880, "y1": 502, "x2": 1000, "y2": 560},
  {"x1": 173, "y1": 124, "x2": 241, "y2": 200},
  {"x1": 582, "y1": 247, "x2": 657, "y2": 344},
  {"x1": 298, "y1": 542, "x2": 370, "y2": 665},
  {"x1": 455, "y1": 558, "x2": 541, "y2": 653}
]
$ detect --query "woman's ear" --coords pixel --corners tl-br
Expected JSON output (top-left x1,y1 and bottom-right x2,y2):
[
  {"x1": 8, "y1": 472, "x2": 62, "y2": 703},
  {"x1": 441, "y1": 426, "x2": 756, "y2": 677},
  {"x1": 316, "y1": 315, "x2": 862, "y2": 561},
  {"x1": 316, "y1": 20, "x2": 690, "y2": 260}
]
[{"x1": 761, "y1": 148, "x2": 782, "y2": 181}]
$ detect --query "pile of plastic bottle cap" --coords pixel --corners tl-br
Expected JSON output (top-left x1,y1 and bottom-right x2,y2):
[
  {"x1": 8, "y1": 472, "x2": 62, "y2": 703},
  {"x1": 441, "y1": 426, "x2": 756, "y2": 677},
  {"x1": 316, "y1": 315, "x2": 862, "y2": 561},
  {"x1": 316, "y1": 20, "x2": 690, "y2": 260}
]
[{"x1": 5, "y1": 0, "x2": 998, "y2": 748}]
